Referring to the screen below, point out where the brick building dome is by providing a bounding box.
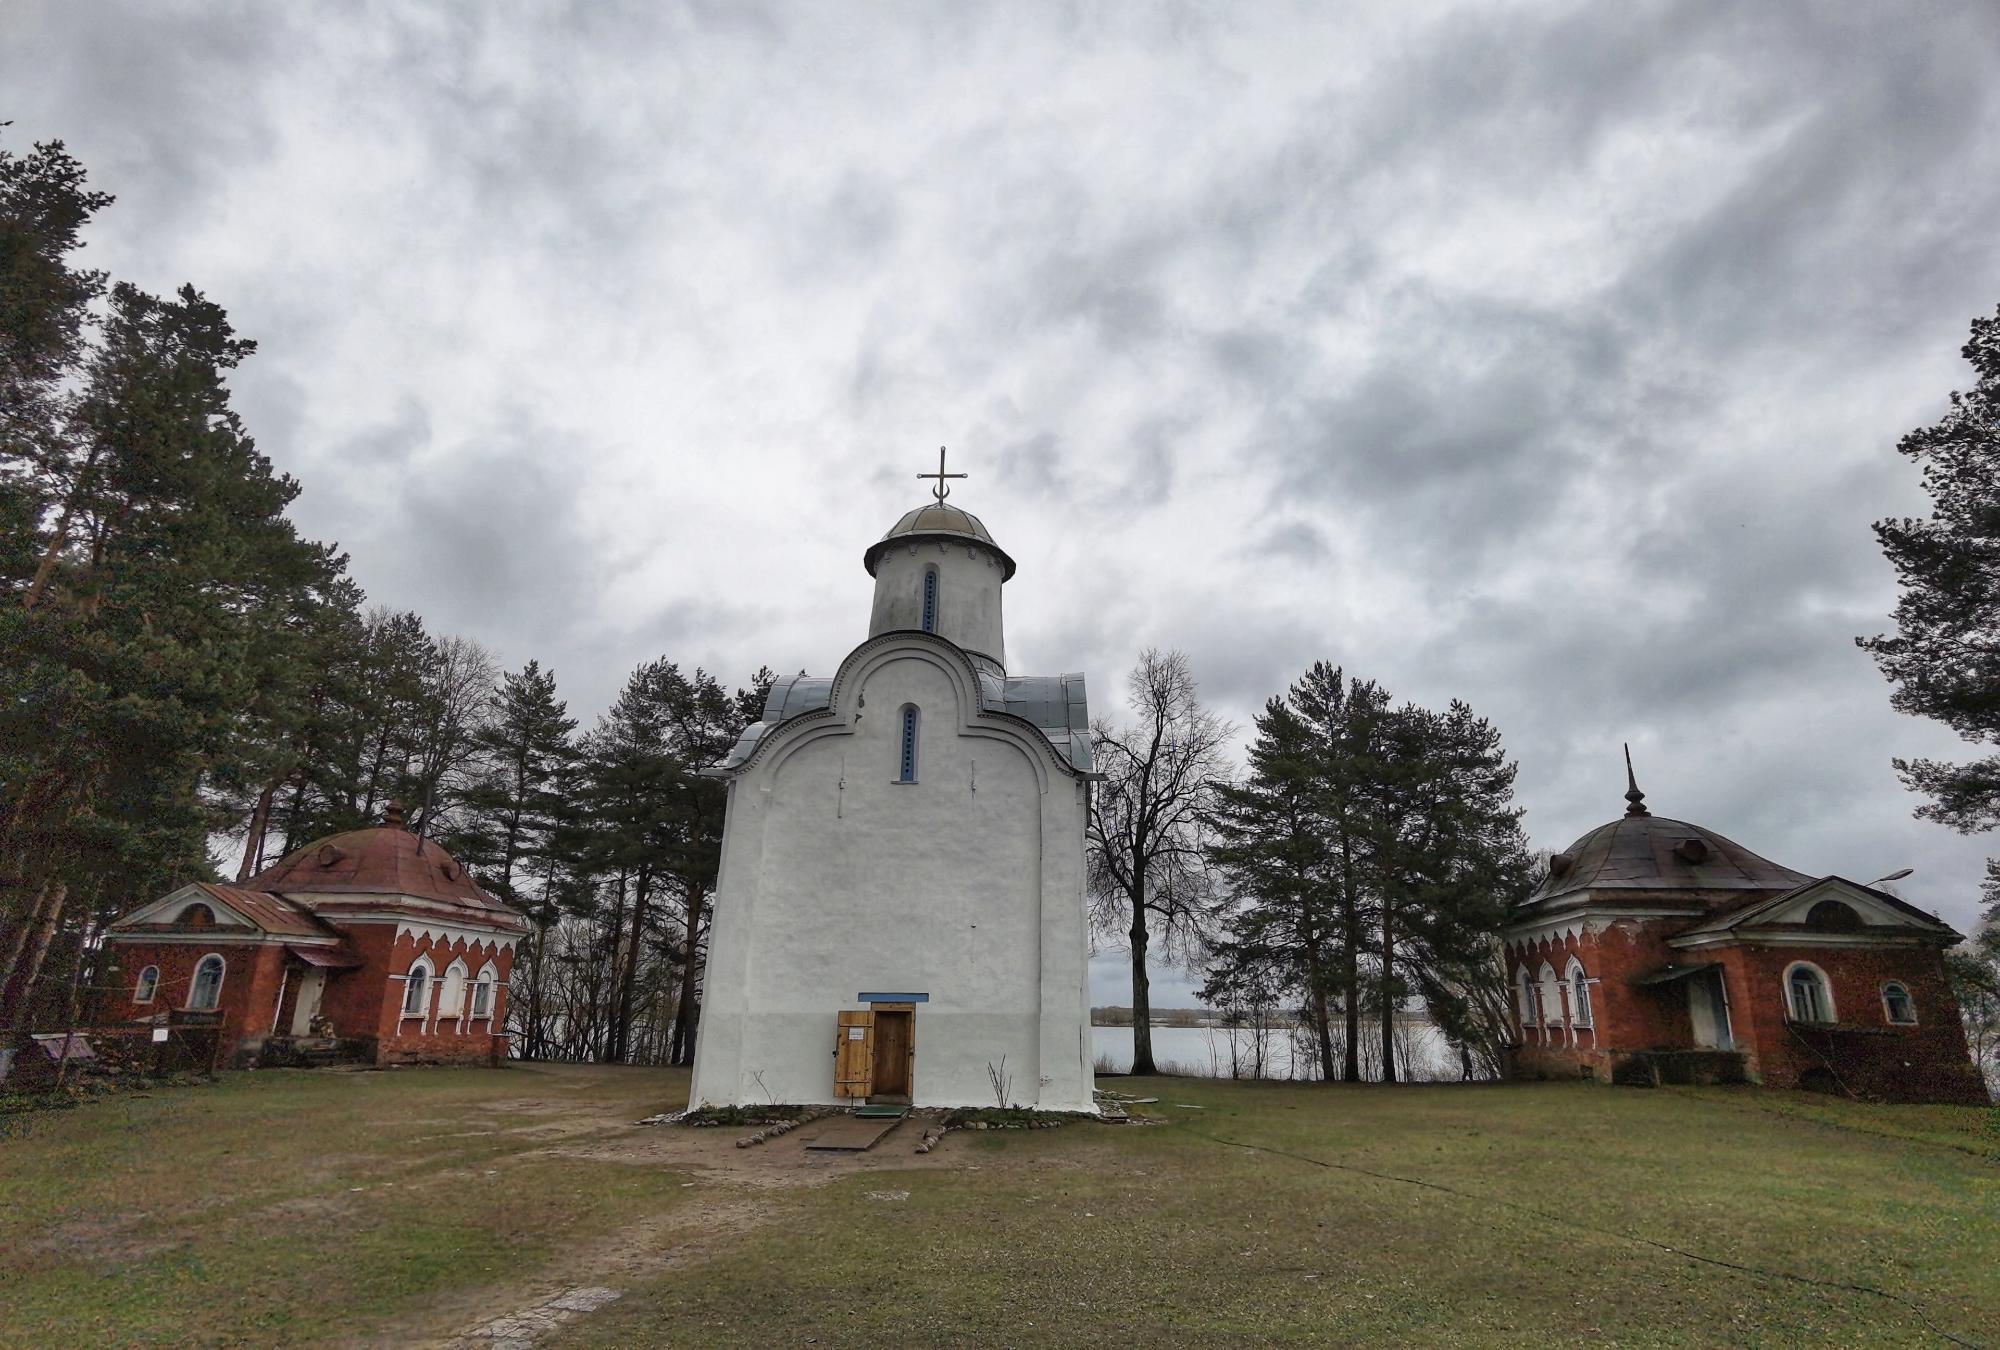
[1531,812,1811,908]
[1527,749,1811,911]
[246,801,525,929]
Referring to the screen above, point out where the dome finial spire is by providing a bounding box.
[1623,743,1649,818]
[918,445,967,504]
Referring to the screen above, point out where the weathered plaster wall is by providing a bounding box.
[692,639,1094,1111]
[868,539,1007,671]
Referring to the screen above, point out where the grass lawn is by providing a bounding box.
[2,1067,1996,1347]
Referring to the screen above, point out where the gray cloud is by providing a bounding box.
[7,1,2000,1003]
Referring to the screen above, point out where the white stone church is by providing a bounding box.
[688,464,1098,1112]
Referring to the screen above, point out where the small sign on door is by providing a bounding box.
[847,1026,865,1040]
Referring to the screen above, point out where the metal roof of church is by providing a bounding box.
[863,503,1017,580]
[1522,760,1809,910]
[244,803,527,931]
[1527,812,1812,908]
[712,667,1093,775]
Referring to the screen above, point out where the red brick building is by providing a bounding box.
[100,803,526,1068]
[1502,763,1987,1104]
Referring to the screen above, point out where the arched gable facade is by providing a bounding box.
[694,624,1094,1111]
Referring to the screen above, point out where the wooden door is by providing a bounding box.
[834,1010,874,1098]
[872,1010,912,1097]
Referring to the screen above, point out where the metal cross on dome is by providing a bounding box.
[918,446,967,504]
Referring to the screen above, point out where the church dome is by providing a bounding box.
[245,802,525,928]
[1527,758,1808,909]
[1531,813,1811,907]
[863,503,1017,581]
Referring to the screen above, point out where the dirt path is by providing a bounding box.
[410,1114,976,1348]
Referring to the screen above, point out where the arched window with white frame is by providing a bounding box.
[471,961,499,1018]
[188,954,225,1010]
[1881,981,1917,1025]
[133,965,160,1005]
[1516,964,1538,1028]
[1566,957,1593,1029]
[438,958,469,1021]
[898,705,920,783]
[921,566,940,633]
[402,959,432,1018]
[1537,961,1563,1027]
[1784,962,1834,1024]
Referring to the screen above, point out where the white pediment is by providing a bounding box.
[1752,877,1950,932]
[112,883,256,930]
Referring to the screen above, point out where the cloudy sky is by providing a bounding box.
[10,2,1999,1003]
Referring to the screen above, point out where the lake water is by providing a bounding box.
[1091,1020,1467,1082]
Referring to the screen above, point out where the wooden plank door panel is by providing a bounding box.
[834,1009,874,1098]
[873,1011,910,1096]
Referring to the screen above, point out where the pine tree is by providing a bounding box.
[455,660,577,903]
[2,272,345,1030]
[1203,697,1345,1080]
[1859,302,2000,931]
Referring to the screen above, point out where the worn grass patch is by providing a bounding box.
[5,1066,1995,1347]
[0,1063,693,1345]
[568,1078,2000,1348]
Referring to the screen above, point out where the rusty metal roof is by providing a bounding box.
[863,502,1017,580]
[1527,813,1810,908]
[197,884,342,938]
[246,823,525,929]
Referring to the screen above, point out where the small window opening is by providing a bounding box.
[181,903,215,929]
[1516,966,1537,1027]
[1569,962,1593,1028]
[1882,982,1917,1025]
[1786,964,1833,1023]
[189,954,225,1010]
[403,962,430,1018]
[473,962,499,1018]
[921,567,939,634]
[134,965,160,1005]
[899,706,919,782]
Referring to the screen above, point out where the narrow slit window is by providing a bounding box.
[899,706,919,782]
[921,567,939,633]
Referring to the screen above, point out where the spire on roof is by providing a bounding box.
[382,799,408,831]
[1623,744,1649,818]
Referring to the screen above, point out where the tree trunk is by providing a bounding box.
[613,872,653,1063]
[1304,938,1336,1082]
[669,884,707,1065]
[1129,883,1156,1076]
[236,780,278,882]
[2,880,67,1032]
[1380,901,1398,1084]
[597,873,628,1063]
[0,878,57,1009]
